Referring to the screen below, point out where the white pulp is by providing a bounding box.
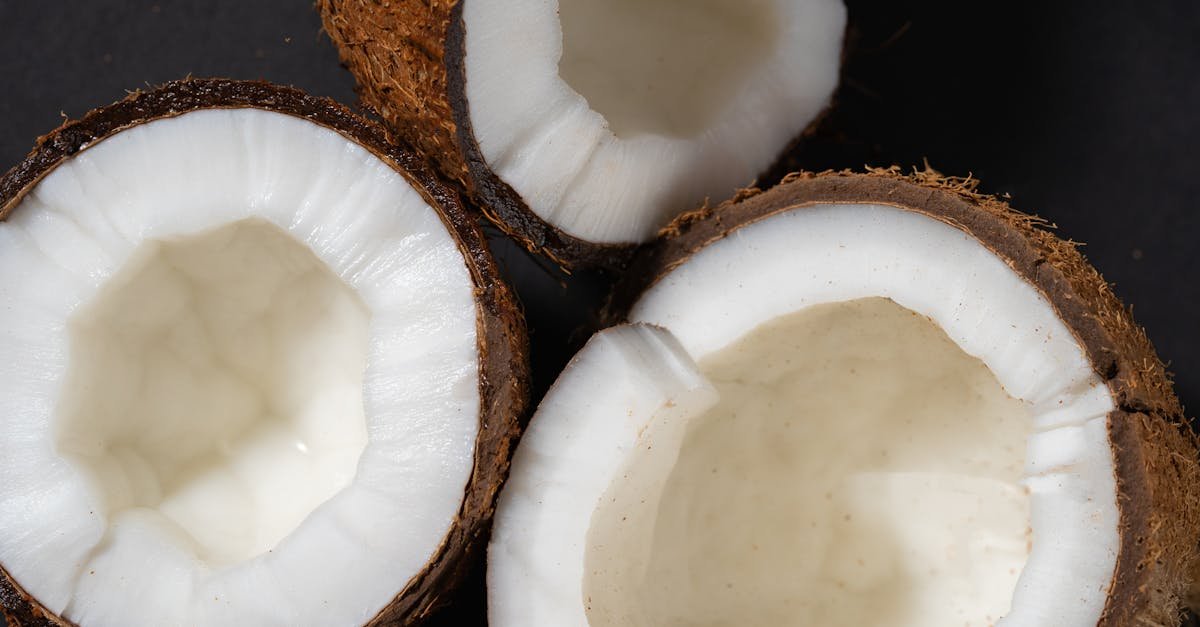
[56,219,370,568]
[489,203,1120,627]
[585,299,1030,627]
[0,109,481,627]
[463,0,845,243]
[558,0,780,139]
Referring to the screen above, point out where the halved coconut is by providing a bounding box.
[488,170,1200,626]
[0,78,528,626]
[319,0,846,269]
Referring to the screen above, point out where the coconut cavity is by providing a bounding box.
[557,0,779,138]
[584,298,1031,626]
[56,218,369,568]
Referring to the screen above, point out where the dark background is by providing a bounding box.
[1,1,1197,625]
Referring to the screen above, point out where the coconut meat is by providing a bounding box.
[462,0,845,243]
[490,203,1120,626]
[585,299,1031,627]
[489,324,719,627]
[557,0,780,139]
[56,218,370,569]
[0,109,480,626]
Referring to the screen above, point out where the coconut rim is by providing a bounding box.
[0,77,530,626]
[602,168,1200,625]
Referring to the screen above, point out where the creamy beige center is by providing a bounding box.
[557,0,779,139]
[585,298,1032,626]
[55,219,369,568]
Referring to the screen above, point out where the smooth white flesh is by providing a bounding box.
[489,325,718,627]
[0,109,480,626]
[489,203,1119,627]
[586,299,1031,627]
[57,218,370,568]
[558,0,779,139]
[463,0,845,243]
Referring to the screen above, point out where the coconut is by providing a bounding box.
[318,0,846,269]
[0,78,528,626]
[488,169,1200,626]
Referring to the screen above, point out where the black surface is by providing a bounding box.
[1,1,1197,625]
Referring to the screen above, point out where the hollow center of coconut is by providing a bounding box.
[557,0,779,139]
[55,218,369,568]
[584,298,1031,626]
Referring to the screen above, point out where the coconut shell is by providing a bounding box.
[318,0,840,272]
[0,77,530,626]
[607,168,1200,626]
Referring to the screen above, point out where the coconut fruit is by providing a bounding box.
[488,169,1200,626]
[0,78,527,626]
[319,0,846,269]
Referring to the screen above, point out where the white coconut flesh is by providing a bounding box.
[489,203,1120,626]
[0,108,481,626]
[462,0,846,243]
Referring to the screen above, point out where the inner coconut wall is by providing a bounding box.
[56,218,370,569]
[556,0,780,139]
[584,298,1031,626]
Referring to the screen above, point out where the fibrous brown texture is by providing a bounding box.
[0,576,65,627]
[1108,411,1200,627]
[0,77,530,626]
[317,0,467,188]
[608,168,1200,626]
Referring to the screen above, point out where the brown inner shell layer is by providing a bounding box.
[0,77,530,627]
[607,168,1200,627]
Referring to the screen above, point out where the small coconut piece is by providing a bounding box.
[0,78,528,626]
[319,0,846,269]
[489,169,1200,626]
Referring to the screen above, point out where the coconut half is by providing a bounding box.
[319,0,846,268]
[488,170,1200,626]
[0,78,528,627]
